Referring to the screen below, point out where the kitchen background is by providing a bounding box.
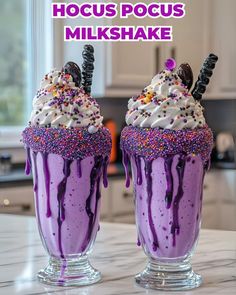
[0,0,236,230]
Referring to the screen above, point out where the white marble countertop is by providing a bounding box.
[0,214,236,295]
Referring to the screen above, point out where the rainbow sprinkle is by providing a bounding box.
[121,125,213,163]
[22,126,111,160]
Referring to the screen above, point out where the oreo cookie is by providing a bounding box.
[63,62,82,87]
[177,63,193,90]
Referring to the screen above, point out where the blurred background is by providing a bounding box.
[0,0,236,230]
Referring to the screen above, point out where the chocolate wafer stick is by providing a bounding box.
[82,45,95,95]
[191,54,218,100]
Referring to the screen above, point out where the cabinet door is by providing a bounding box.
[210,0,236,94]
[220,204,236,231]
[202,204,218,229]
[202,169,236,230]
[100,185,109,219]
[205,170,236,204]
[105,1,166,95]
[0,186,35,215]
[113,214,135,224]
[110,178,135,216]
[203,171,219,203]
[164,0,209,84]
[106,41,158,89]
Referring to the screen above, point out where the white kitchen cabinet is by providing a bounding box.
[208,0,236,97]
[104,0,236,98]
[169,0,236,99]
[0,186,35,215]
[202,169,236,230]
[164,0,209,83]
[0,182,111,219]
[110,179,134,216]
[104,169,236,229]
[105,0,166,97]
[105,0,213,97]
[60,1,235,98]
[104,0,214,97]
[105,41,159,97]
[113,214,135,224]
[220,204,236,231]
[203,170,236,204]
[101,184,110,219]
[100,178,134,222]
[201,204,217,230]
[203,172,219,203]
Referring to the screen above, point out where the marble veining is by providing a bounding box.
[0,214,236,295]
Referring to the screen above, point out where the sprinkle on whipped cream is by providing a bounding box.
[126,68,206,130]
[29,69,103,130]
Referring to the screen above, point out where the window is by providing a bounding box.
[0,0,27,126]
[0,0,53,146]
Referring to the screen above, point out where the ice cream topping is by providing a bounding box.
[29,69,103,131]
[126,61,206,130]
[24,53,111,160]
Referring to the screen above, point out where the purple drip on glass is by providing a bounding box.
[137,236,141,246]
[122,151,130,188]
[81,156,103,252]
[171,155,186,247]
[77,159,82,178]
[32,152,38,193]
[42,153,52,218]
[32,151,43,240]
[102,156,109,188]
[134,155,142,185]
[57,159,72,258]
[145,160,159,251]
[164,157,174,209]
[25,148,31,175]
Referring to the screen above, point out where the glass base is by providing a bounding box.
[135,259,202,291]
[37,256,101,287]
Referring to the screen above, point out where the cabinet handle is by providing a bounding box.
[123,192,133,199]
[171,47,176,61]
[203,184,208,190]
[0,203,31,212]
[155,47,160,73]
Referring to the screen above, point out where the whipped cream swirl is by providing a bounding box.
[126,69,206,130]
[29,70,103,132]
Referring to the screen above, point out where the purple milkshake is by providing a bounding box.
[121,55,218,290]
[23,45,111,286]
[130,153,205,258]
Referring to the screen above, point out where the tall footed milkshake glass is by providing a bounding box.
[121,55,218,291]
[22,45,111,286]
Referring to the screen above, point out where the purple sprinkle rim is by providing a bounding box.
[22,126,112,160]
[120,125,213,163]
